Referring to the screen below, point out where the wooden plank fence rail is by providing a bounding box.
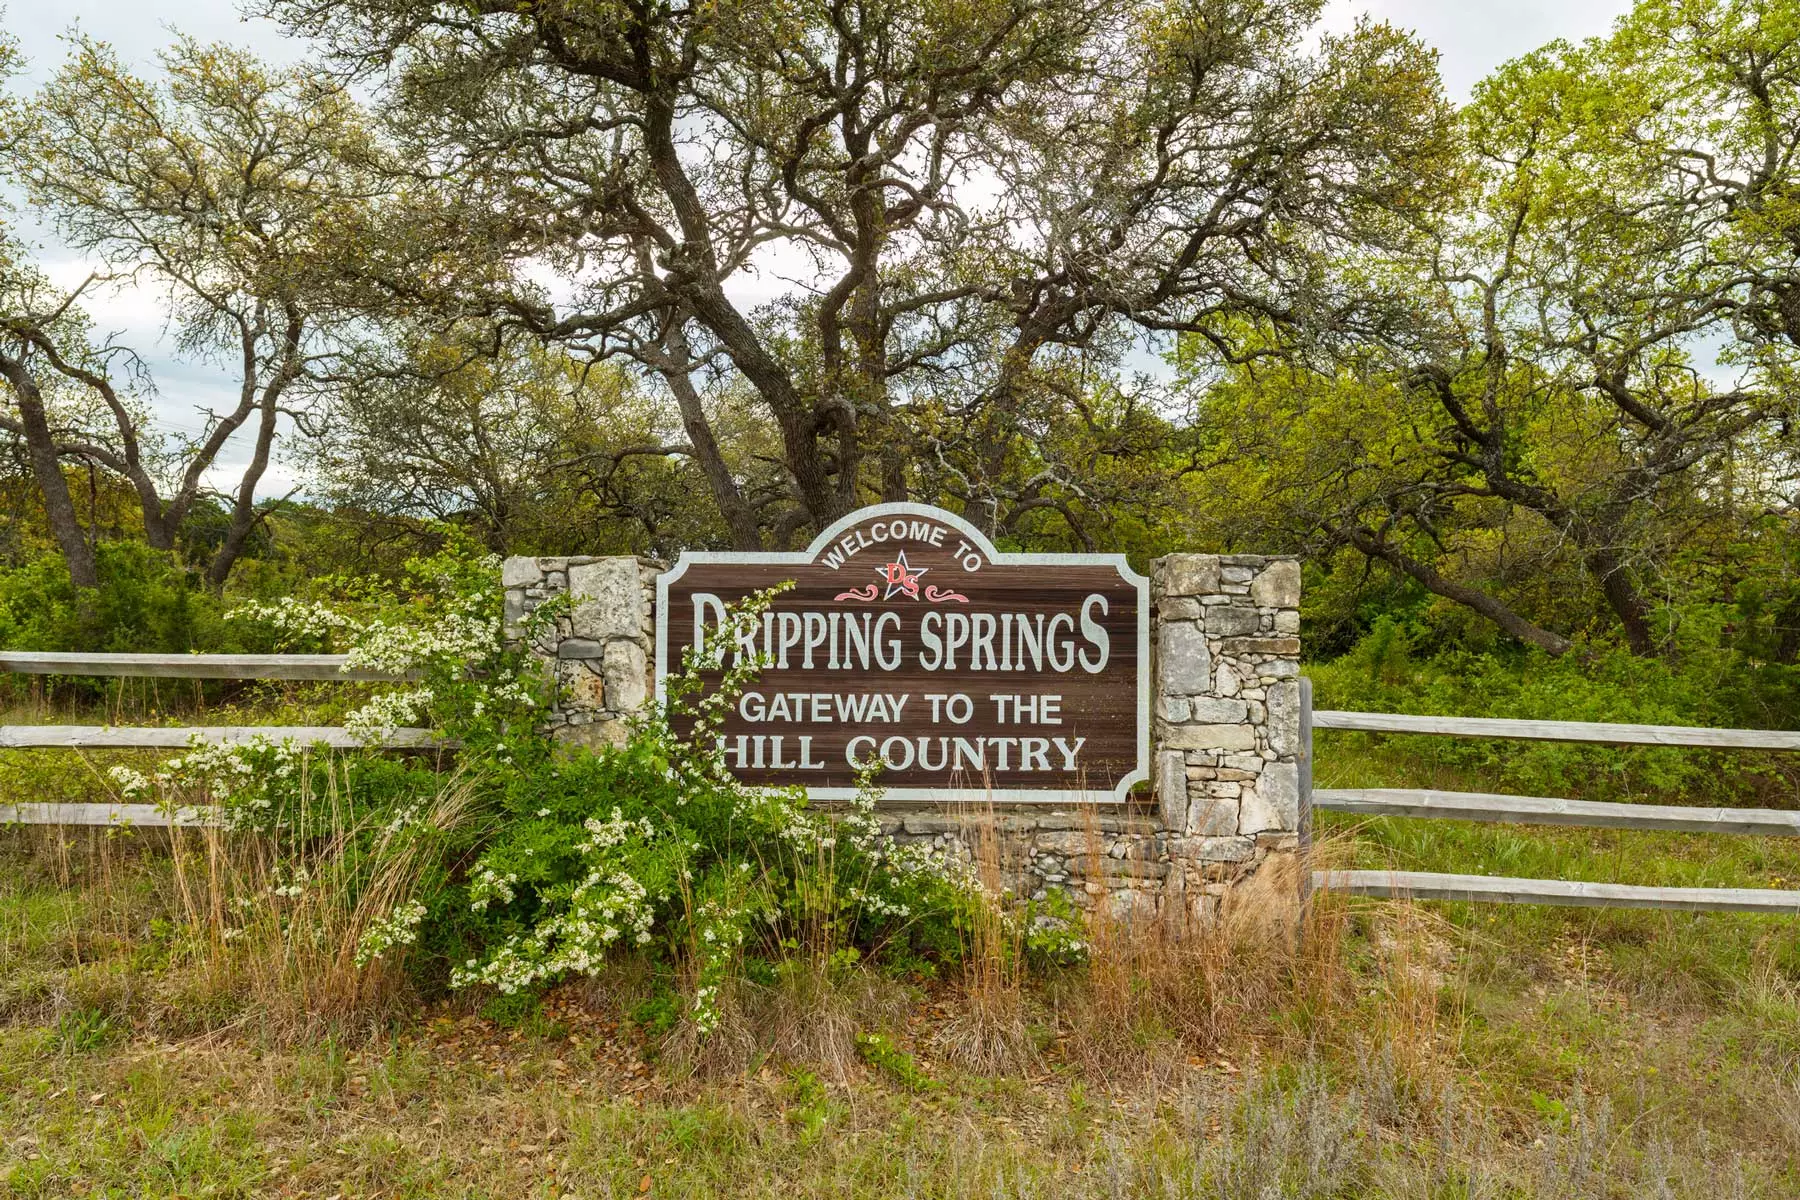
[2,802,217,828]
[1315,870,1800,914]
[0,725,442,750]
[0,650,445,828]
[1307,705,1800,913]
[1312,708,1800,751]
[1314,787,1800,837]
[0,651,413,682]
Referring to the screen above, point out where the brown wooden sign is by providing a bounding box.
[655,503,1148,803]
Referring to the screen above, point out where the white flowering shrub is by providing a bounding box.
[196,531,553,835]
[223,597,351,649]
[447,586,983,1035]
[106,733,312,831]
[104,533,553,986]
[138,538,1034,1032]
[355,899,428,967]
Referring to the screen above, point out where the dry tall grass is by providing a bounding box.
[929,799,1039,1073]
[1058,816,1368,1082]
[162,763,483,1035]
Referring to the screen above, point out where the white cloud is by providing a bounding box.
[4,0,299,85]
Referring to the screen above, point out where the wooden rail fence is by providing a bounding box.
[7,654,1800,917]
[0,651,416,682]
[0,651,439,827]
[1305,678,1800,913]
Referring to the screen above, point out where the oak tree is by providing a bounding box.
[1,36,382,585]
[265,0,1452,546]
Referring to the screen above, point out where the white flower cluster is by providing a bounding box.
[268,865,311,900]
[226,598,351,647]
[468,865,519,912]
[332,577,539,742]
[343,610,498,677]
[113,735,304,828]
[451,867,656,993]
[344,688,435,745]
[454,796,671,993]
[844,885,911,920]
[578,808,655,854]
[354,899,428,967]
[1028,914,1088,959]
[383,799,430,835]
[108,765,152,799]
[687,894,754,1035]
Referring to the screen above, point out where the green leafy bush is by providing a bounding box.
[445,586,978,1034]
[126,539,986,1036]
[855,1031,937,1091]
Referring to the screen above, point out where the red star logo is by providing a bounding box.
[878,551,928,600]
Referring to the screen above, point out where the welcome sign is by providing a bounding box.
[655,503,1149,802]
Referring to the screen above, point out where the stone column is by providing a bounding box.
[502,555,659,749]
[1152,554,1302,924]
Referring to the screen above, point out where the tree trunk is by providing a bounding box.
[658,320,764,550]
[206,317,304,588]
[1,355,98,588]
[639,89,846,529]
[1585,545,1656,656]
[204,393,278,587]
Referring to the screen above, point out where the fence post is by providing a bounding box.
[1299,675,1314,908]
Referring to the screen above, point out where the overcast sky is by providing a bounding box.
[2,0,1635,496]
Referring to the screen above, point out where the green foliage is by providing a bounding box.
[776,1067,837,1145]
[854,1031,937,1092]
[0,542,235,656]
[479,990,550,1033]
[628,988,683,1039]
[1311,613,1800,803]
[53,1005,120,1054]
[144,548,981,1038]
[446,586,977,1035]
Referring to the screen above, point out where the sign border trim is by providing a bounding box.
[653,502,1151,805]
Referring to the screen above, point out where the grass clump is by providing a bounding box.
[854,1031,936,1092]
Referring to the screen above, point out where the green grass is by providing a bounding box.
[4,1016,1795,1198]
[6,742,1800,1197]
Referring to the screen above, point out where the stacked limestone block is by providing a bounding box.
[876,808,1169,924]
[502,556,660,749]
[1152,554,1302,923]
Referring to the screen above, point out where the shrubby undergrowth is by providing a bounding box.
[106,536,1005,1035]
[1311,614,1800,803]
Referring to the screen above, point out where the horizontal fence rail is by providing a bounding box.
[1310,704,1800,915]
[1316,870,1800,914]
[0,650,440,828]
[1313,709,1800,751]
[0,651,413,682]
[1314,788,1800,837]
[2,802,217,828]
[0,725,441,750]
[1,653,445,827]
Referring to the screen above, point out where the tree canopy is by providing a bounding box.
[4,0,1800,667]
[258,0,1452,546]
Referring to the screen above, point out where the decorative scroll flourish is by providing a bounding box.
[835,582,969,604]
